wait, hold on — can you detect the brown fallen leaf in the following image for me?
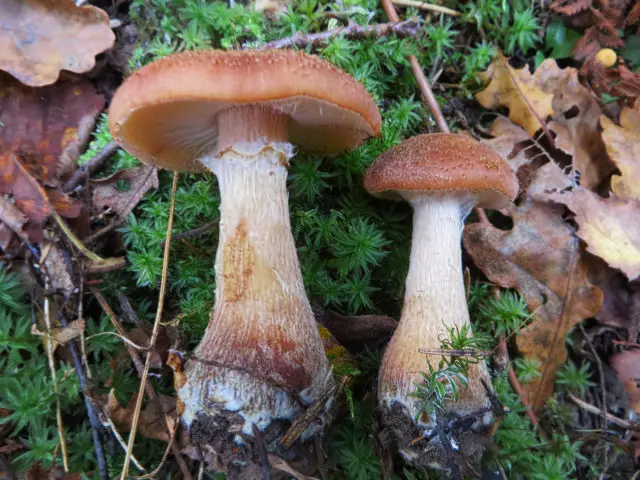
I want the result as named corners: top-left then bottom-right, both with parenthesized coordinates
top-left (92, 165), bottom-right (159, 218)
top-left (476, 54), bottom-right (554, 136)
top-left (463, 195), bottom-right (603, 409)
top-left (0, 196), bottom-right (27, 237)
top-left (610, 349), bottom-right (640, 414)
top-left (106, 389), bottom-right (176, 442)
top-left (0, 73), bottom-right (104, 186)
top-left (601, 105), bottom-right (640, 201)
top-left (587, 255), bottom-right (640, 342)
top-left (545, 188), bottom-right (640, 280)
top-left (0, 154), bottom-right (82, 242)
top-left (0, 0), bottom-right (115, 87)
top-left (546, 65), bottom-right (613, 190)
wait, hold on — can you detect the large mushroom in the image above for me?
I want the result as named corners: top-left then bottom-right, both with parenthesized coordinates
top-left (109, 50), bottom-right (381, 475)
top-left (363, 134), bottom-right (518, 472)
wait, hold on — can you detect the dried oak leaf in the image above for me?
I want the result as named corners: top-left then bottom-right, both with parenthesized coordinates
top-left (106, 389), bottom-right (176, 442)
top-left (610, 349), bottom-right (640, 413)
top-left (545, 188), bottom-right (640, 280)
top-left (546, 66), bottom-right (614, 190)
top-left (92, 165), bottom-right (159, 218)
top-left (602, 107), bottom-right (640, 201)
top-left (463, 195), bottom-right (602, 409)
top-left (476, 55), bottom-right (554, 136)
top-left (0, 0), bottom-right (115, 87)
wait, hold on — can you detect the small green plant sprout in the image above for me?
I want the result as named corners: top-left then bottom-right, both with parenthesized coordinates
top-left (109, 49), bottom-right (381, 476)
top-left (363, 134), bottom-right (518, 472)
top-left (555, 360), bottom-right (596, 396)
top-left (514, 357), bottom-right (543, 384)
top-left (476, 287), bottom-right (531, 338)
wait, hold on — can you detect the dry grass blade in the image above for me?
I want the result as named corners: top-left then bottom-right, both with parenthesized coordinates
top-left (120, 172), bottom-right (179, 479)
top-left (391, 0), bottom-right (460, 16)
top-left (42, 280), bottom-right (69, 472)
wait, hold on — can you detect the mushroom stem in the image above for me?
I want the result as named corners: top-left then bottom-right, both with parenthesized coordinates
top-left (180, 106), bottom-right (332, 444)
top-left (379, 195), bottom-right (492, 463)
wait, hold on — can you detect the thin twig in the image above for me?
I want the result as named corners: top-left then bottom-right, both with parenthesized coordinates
top-left (92, 290), bottom-right (193, 480)
top-left (379, 0), bottom-right (489, 225)
top-left (52, 211), bottom-right (106, 263)
top-left (63, 141), bottom-right (119, 193)
top-left (161, 219), bottom-right (219, 248)
top-left (391, 0), bottom-right (460, 16)
top-left (120, 172), bottom-right (179, 480)
top-left (258, 19), bottom-right (420, 50)
top-left (41, 284), bottom-right (70, 472)
top-left (568, 394), bottom-right (636, 430)
top-left (102, 415), bottom-right (147, 472)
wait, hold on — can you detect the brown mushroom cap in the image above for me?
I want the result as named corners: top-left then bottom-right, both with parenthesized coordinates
top-left (363, 133), bottom-right (519, 209)
top-left (108, 50), bottom-right (382, 172)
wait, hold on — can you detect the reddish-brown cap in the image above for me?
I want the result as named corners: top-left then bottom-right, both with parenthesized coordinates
top-left (108, 50), bottom-right (381, 172)
top-left (363, 133), bottom-right (518, 208)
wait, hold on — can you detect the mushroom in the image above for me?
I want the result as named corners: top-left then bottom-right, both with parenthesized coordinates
top-left (109, 50), bottom-right (381, 473)
top-left (363, 133), bottom-right (518, 471)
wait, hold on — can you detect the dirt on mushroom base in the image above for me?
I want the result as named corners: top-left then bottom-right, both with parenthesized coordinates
top-left (380, 402), bottom-right (492, 477)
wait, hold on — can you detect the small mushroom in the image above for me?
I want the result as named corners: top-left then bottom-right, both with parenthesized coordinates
top-left (363, 133), bottom-right (518, 472)
top-left (109, 50), bottom-right (381, 474)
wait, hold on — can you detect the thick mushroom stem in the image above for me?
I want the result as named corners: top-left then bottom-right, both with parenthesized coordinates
top-left (179, 106), bottom-right (333, 445)
top-left (379, 194), bottom-right (492, 466)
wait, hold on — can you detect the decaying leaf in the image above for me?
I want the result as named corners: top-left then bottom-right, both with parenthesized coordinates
top-left (601, 105), bottom-right (640, 201)
top-left (316, 309), bottom-right (397, 351)
top-left (476, 54), bottom-right (554, 136)
top-left (610, 350), bottom-right (640, 414)
top-left (0, 196), bottom-right (27, 238)
top-left (0, 154), bottom-right (82, 243)
top-left (92, 165), bottom-right (159, 218)
top-left (464, 194), bottom-right (603, 409)
top-left (587, 256), bottom-right (640, 342)
top-left (0, 0), bottom-right (115, 87)
top-left (32, 319), bottom-right (85, 349)
top-left (0, 73), bottom-right (104, 186)
top-left (0, 73), bottom-right (103, 242)
top-left (106, 389), bottom-right (176, 442)
top-left (41, 241), bottom-right (75, 296)
top-left (545, 188), bottom-right (640, 280)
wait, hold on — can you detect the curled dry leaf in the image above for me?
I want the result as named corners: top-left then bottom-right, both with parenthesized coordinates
top-left (92, 165), bottom-right (159, 218)
top-left (464, 163), bottom-right (603, 408)
top-left (476, 54), bottom-right (554, 136)
top-left (601, 105), bottom-right (640, 201)
top-left (610, 349), bottom-right (640, 414)
top-left (0, 0), bottom-right (115, 87)
top-left (545, 188), bottom-right (640, 280)
top-left (106, 389), bottom-right (176, 442)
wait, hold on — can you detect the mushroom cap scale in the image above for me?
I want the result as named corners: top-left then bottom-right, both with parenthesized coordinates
top-left (363, 133), bottom-right (519, 209)
top-left (108, 50), bottom-right (382, 172)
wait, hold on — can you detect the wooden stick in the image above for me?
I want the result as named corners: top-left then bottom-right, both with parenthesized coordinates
top-left (391, 0), bottom-right (460, 16)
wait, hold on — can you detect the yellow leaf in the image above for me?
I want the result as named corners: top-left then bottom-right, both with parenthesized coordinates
top-left (476, 54), bottom-right (554, 136)
top-left (602, 104), bottom-right (640, 201)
